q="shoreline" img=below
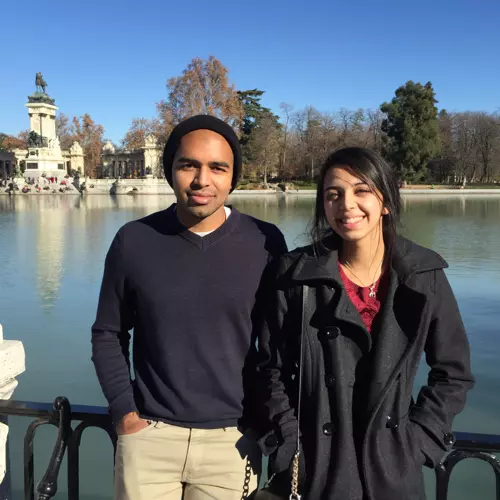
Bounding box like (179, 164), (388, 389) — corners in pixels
(275, 188), (500, 195)
(1, 188), (499, 197)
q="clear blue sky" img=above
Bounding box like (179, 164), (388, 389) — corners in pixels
(1, 0), (499, 143)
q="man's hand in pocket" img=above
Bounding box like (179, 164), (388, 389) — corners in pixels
(117, 412), (150, 436)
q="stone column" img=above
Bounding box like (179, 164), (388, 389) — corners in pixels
(142, 134), (161, 177)
(69, 142), (85, 176)
(0, 324), (26, 499)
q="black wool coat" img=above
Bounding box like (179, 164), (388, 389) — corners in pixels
(254, 236), (474, 500)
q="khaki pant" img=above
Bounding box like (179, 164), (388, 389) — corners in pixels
(114, 422), (259, 500)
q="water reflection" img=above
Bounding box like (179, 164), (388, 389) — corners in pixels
(229, 193), (316, 247)
(1, 193), (499, 310)
(401, 195), (500, 271)
(36, 204), (65, 309)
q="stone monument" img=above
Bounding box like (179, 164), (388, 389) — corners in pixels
(23, 73), (66, 180)
(69, 141), (84, 175)
(143, 134), (161, 177)
(102, 140), (116, 155)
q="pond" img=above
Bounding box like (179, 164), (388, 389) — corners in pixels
(1, 193), (499, 499)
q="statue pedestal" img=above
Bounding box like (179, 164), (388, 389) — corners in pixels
(24, 147), (65, 180)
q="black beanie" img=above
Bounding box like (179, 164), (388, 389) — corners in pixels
(163, 115), (242, 191)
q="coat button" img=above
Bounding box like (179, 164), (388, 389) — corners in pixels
(264, 434), (278, 448)
(324, 327), (340, 339)
(322, 423), (334, 436)
(386, 416), (398, 429)
(444, 432), (455, 446)
(325, 374), (335, 387)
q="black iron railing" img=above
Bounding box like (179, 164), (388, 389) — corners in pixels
(0, 397), (499, 500)
(0, 398), (116, 500)
(436, 432), (500, 499)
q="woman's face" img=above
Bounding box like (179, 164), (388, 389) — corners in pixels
(323, 166), (388, 244)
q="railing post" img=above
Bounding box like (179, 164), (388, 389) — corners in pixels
(0, 324), (26, 500)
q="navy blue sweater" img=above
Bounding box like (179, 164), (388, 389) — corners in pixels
(91, 205), (287, 428)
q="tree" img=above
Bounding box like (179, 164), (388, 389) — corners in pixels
(122, 118), (158, 151)
(0, 133), (26, 151)
(294, 107), (325, 180)
(237, 89), (279, 171)
(474, 112), (500, 183)
(453, 113), (478, 185)
(279, 102), (293, 176)
(246, 110), (281, 183)
(158, 56), (243, 131)
(238, 89), (270, 152)
(71, 114), (105, 177)
(366, 109), (384, 153)
(56, 113), (75, 150)
(431, 109), (456, 183)
(17, 130), (30, 148)
(151, 109), (174, 149)
(348, 109), (367, 145)
(381, 81), (440, 182)
(238, 89), (270, 141)
(0, 133), (9, 151)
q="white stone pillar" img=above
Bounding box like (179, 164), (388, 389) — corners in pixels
(142, 134), (161, 177)
(69, 142), (85, 176)
(0, 324), (26, 498)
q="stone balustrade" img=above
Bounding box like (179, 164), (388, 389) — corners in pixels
(0, 324), (26, 498)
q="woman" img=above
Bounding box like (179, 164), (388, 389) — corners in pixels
(255, 147), (474, 500)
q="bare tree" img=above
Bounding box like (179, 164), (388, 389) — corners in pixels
(366, 109), (385, 153)
(293, 107), (324, 180)
(474, 112), (500, 183)
(247, 113), (281, 184)
(279, 102), (293, 177)
(56, 113), (75, 150)
(453, 113), (478, 185)
(429, 110), (456, 183)
(157, 56), (243, 132)
(122, 118), (159, 151)
(71, 114), (105, 178)
(348, 109), (366, 145)
(337, 108), (351, 145)
(430, 111), (500, 185)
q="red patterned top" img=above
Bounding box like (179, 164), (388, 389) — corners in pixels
(338, 263), (388, 333)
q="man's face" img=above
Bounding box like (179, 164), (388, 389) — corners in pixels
(172, 129), (234, 225)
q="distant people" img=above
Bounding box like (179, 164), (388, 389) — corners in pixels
(92, 115), (287, 500)
(255, 147), (474, 499)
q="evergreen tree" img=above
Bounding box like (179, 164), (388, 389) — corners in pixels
(381, 81), (440, 182)
(237, 89), (279, 165)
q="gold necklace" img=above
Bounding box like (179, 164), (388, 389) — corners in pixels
(342, 259), (383, 298)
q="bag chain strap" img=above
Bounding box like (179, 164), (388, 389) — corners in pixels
(289, 285), (308, 500)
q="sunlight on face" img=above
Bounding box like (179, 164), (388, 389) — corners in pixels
(323, 166), (388, 243)
(172, 129), (234, 226)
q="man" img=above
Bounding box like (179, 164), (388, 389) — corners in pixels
(91, 115), (287, 500)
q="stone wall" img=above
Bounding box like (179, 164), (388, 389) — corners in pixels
(84, 177), (174, 195)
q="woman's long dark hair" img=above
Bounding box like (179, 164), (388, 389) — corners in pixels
(310, 147), (401, 262)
